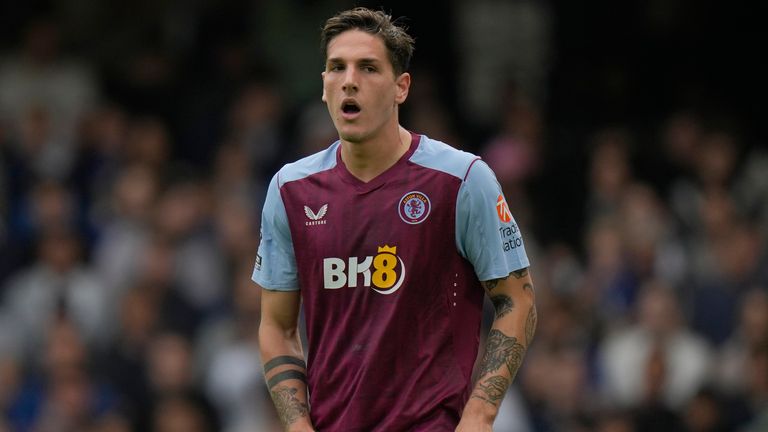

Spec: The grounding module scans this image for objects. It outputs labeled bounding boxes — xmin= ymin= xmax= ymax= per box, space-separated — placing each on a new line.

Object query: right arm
xmin=259 ymin=288 xmax=315 ymax=431
xmin=255 ymin=172 xmax=313 ymax=430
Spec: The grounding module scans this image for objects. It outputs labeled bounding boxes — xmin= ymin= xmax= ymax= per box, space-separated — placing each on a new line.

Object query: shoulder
xmin=276 ymin=141 xmax=340 ymax=187
xmin=409 ymin=135 xmax=481 ymax=181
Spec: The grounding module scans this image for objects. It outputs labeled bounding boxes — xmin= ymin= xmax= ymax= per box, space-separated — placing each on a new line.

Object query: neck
xmin=340 ymin=125 xmax=411 ymax=182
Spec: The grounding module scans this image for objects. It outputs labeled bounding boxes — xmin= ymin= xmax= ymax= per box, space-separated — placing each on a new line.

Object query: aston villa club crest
xmin=398 ymin=191 xmax=431 ymax=225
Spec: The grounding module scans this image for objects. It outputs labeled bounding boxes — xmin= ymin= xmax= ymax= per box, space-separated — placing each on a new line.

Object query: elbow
xmin=261 ymin=321 xmax=297 ymax=336
xmin=258 ymin=317 xmax=299 ymax=343
xmin=521 ymin=281 xmax=536 ymax=310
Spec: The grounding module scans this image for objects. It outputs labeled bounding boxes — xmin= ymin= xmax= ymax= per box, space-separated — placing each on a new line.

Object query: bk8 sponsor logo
xmin=323 ymin=245 xmax=405 ymax=295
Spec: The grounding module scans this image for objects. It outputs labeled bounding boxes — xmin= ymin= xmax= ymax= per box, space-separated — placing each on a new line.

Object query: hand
xmin=455 ymin=417 xmax=493 ymax=432
xmin=286 ymin=426 xmax=316 ymax=432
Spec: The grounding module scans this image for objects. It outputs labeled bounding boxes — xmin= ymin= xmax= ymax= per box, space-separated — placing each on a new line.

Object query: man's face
xmin=322 ymin=29 xmax=410 ymax=143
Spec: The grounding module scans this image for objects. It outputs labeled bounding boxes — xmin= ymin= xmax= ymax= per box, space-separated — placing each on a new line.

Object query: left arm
xmin=457 ymin=267 xmax=537 ymax=430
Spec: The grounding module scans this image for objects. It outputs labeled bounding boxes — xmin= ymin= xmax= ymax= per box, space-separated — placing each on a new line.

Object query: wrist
xmin=283 ymin=415 xmax=315 ymax=432
xmin=462 ymin=397 xmax=497 ymax=425
xmin=286 ymin=424 xmax=315 ymax=432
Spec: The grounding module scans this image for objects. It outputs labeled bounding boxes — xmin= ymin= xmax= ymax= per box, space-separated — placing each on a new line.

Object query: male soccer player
xmin=254 ymin=7 xmax=536 ymax=431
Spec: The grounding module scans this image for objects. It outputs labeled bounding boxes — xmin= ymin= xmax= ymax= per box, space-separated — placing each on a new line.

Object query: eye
xmin=362 ymin=65 xmax=376 ymax=73
xmin=328 ymin=63 xmax=344 ymax=72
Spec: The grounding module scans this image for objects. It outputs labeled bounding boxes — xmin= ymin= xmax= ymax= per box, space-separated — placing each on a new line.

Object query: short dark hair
xmin=321 ymin=7 xmax=415 ymax=76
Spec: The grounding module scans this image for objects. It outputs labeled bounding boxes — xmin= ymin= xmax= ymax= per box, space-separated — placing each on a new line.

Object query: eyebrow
xmin=327 ymin=57 xmax=382 ymax=65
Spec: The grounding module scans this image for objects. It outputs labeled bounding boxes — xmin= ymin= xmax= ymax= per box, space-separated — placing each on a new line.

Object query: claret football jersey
xmin=253 ymin=133 xmax=529 ymax=431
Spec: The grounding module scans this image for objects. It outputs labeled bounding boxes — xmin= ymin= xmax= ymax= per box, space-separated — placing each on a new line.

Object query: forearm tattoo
xmin=270 ymin=386 xmax=309 ymax=426
xmin=490 ymin=294 xmax=514 ymax=319
xmin=264 ymin=356 xmax=307 ymax=374
xmin=264 ymin=356 xmax=310 ymax=426
xmin=267 ymin=370 xmax=307 ymax=389
xmin=471 ymin=375 xmax=510 ymax=406
xmin=477 ymin=329 xmax=526 ymax=379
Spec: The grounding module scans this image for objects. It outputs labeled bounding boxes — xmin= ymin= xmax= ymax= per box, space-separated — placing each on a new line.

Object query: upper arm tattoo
xmin=490 ymin=294 xmax=514 ymax=319
xmin=525 ymin=304 xmax=538 ymax=346
xmin=511 ymin=268 xmax=529 ymax=279
xmin=483 ymin=275 xmax=508 ymax=292
xmin=483 ymin=267 xmax=530 ymax=292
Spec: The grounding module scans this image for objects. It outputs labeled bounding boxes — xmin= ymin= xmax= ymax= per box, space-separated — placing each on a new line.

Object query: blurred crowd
xmin=0 ymin=1 xmax=767 ymax=432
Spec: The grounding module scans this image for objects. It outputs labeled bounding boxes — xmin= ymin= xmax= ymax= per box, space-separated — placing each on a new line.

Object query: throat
xmin=341 ymin=128 xmax=412 ymax=182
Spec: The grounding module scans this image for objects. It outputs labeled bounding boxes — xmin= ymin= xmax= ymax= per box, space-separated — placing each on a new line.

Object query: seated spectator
xmin=599 ymin=280 xmax=713 ymax=410
xmin=2 ymin=226 xmax=110 ymax=360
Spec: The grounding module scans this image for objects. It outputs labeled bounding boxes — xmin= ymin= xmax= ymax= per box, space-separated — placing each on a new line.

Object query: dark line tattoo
xmin=483 ymin=267 xmax=529 ymax=291
xmin=483 ymin=275 xmax=508 ymax=292
xmin=264 ymin=356 xmax=307 ymax=374
xmin=471 ymin=375 xmax=510 ymax=406
xmin=490 ymin=294 xmax=514 ymax=319
xmin=525 ymin=305 xmax=537 ymax=346
xmin=267 ymin=370 xmax=307 ymax=389
xmin=477 ymin=329 xmax=526 ymax=379
xmin=270 ymin=386 xmax=309 ymax=426
xmin=511 ymin=268 xmax=529 ymax=279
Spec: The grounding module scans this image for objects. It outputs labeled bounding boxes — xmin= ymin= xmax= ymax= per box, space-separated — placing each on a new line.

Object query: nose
xmin=342 ymin=68 xmax=358 ymax=93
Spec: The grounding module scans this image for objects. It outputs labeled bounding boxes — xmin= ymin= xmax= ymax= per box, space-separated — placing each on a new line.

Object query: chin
xmin=340 ymin=134 xmax=364 ymax=144
xmin=338 ymin=129 xmax=367 ymax=144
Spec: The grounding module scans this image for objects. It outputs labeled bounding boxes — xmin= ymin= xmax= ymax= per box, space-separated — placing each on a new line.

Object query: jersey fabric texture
xmin=253 ymin=133 xmax=529 ymax=431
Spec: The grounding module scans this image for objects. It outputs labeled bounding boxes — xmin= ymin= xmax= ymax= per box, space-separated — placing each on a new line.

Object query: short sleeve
xmin=252 ymin=173 xmax=299 ymax=291
xmin=456 ymin=160 xmax=530 ymax=281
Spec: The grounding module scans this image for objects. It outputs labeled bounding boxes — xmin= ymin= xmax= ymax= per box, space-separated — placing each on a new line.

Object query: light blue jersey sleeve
xmin=252 ymin=173 xmax=299 ymax=291
xmin=456 ymin=160 xmax=530 ymax=281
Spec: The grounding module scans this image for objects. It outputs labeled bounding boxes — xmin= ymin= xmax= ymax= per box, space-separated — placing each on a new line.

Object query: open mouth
xmin=341 ymin=101 xmax=361 ymax=115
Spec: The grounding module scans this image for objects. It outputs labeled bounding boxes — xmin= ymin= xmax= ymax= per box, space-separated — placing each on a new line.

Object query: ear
xmin=321 ymin=71 xmax=327 ymax=103
xmin=394 ymin=72 xmax=411 ymax=105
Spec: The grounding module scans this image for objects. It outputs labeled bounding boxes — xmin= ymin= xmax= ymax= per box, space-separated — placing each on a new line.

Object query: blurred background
xmin=0 ymin=0 xmax=767 ymax=431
